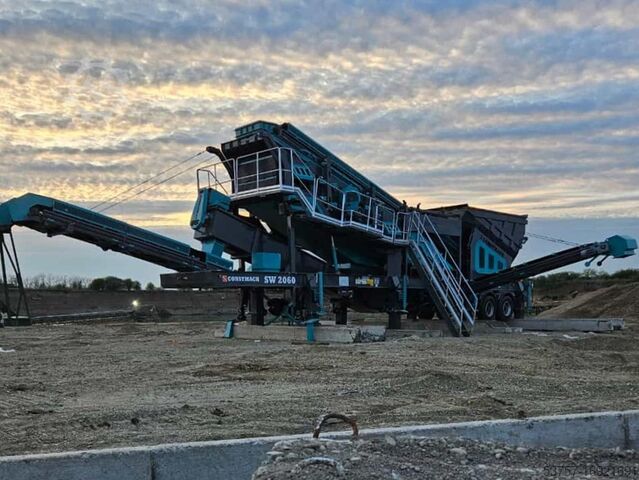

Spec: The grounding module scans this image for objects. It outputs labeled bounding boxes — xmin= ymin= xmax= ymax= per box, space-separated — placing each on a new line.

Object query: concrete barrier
xmin=2 ymin=410 xmax=638 ymax=480
xmin=215 ymin=324 xmax=386 ymax=343
xmin=511 ymin=317 xmax=624 ymax=332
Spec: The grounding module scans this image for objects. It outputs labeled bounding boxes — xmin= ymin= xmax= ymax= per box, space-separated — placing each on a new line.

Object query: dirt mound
xmin=539 ymin=283 xmax=639 ymax=321
xmin=252 ymin=436 xmax=639 ymax=480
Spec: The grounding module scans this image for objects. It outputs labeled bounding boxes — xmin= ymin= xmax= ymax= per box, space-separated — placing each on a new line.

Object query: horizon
xmin=1 ymin=1 xmax=638 ymax=280
xmin=10 ymin=215 xmax=639 ymax=286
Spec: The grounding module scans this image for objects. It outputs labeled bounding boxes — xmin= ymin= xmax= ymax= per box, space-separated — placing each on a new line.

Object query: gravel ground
xmin=0 ymin=313 xmax=638 ymax=456
xmin=252 ymin=436 xmax=639 ymax=479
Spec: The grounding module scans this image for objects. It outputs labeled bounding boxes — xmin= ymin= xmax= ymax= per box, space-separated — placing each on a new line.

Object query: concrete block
xmin=357 ymin=325 xmax=386 ymax=342
xmin=215 ymin=324 xmax=385 ymax=343
xmin=342 ymin=410 xmax=633 ymax=450
xmin=473 ymin=322 xmax=523 ymax=335
xmin=624 ymin=411 xmax=639 ymax=449
xmin=0 ymin=448 xmax=151 ymax=480
xmin=385 ymin=329 xmax=443 ymax=339
xmin=511 ymin=317 xmax=624 ymax=332
xmin=3 ymin=410 xmax=639 ymax=480
xmin=151 ymin=440 xmax=274 ymax=480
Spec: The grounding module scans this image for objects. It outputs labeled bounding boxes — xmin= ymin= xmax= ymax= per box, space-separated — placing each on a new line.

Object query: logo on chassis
xmin=220 ymin=275 xmax=260 ymax=283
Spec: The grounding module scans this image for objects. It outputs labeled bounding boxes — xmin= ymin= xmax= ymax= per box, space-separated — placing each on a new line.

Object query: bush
xmin=123 ymin=278 xmax=141 ymax=291
xmin=610 ymin=269 xmax=639 ymax=282
xmin=534 ymin=268 xmax=639 ymax=289
xmin=89 ymin=278 xmax=106 ymax=291
xmin=88 ymin=276 xmax=142 ymax=291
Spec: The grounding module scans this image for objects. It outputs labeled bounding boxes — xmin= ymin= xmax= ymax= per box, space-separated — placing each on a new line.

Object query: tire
xmin=479 ymin=296 xmax=496 ymax=320
xmin=497 ymin=295 xmax=515 ymax=321
xmin=418 ymin=306 xmax=435 ymax=320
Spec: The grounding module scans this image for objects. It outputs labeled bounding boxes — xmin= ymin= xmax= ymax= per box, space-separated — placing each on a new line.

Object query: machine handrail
xmin=199 ymin=147 xmax=466 ymax=248
xmin=416 ymin=214 xmax=477 ymax=311
xmin=409 ymin=212 xmax=477 ymax=329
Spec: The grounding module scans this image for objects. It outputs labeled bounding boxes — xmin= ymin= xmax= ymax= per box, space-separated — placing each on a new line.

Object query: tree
xmin=145 ymin=282 xmax=156 ymax=291
xmin=103 ymin=276 xmax=125 ymax=291
xmin=89 ymin=278 xmax=106 ymax=291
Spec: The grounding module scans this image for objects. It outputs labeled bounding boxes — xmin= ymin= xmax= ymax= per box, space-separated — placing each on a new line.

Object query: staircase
xmin=408 ymin=212 xmax=477 ymax=335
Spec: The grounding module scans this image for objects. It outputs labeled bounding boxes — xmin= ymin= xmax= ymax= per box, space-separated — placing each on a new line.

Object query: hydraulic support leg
xmin=386 ymin=249 xmax=403 ymax=330
xmin=249 ymin=288 xmax=266 ymax=326
xmin=388 ymin=310 xmax=402 ymax=330
xmin=238 ymin=288 xmax=249 ymax=322
xmin=0 ymin=232 xmax=31 ymax=325
xmin=287 ymin=213 xmax=297 ymax=312
xmin=334 ymin=301 xmax=348 ymax=325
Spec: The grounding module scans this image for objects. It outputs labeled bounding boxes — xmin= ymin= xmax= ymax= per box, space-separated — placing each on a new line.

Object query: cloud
xmin=433 ymin=112 xmax=639 ymax=140
xmin=0 ymin=0 xmax=638 ymax=223
xmin=504 ymin=27 xmax=639 ymax=66
xmin=467 ymin=80 xmax=639 ymax=115
xmin=4 ymin=112 xmax=73 ymax=129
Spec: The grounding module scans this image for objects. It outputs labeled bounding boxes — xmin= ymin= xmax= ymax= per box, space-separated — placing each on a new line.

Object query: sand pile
xmin=539 ymin=283 xmax=639 ymax=320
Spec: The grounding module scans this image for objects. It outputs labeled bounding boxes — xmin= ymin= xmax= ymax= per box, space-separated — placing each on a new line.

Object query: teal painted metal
xmin=0 ymin=207 xmax=11 ymax=233
xmin=191 ymin=189 xmax=232 ymax=267
xmin=473 ymin=239 xmax=507 ymax=275
xmin=252 ymin=252 xmax=281 ymax=272
xmin=606 ymin=235 xmax=637 ymax=258
xmin=0 ymin=193 xmax=232 ymax=271
xmin=342 ymin=185 xmax=362 ymax=211
xmin=223 ymin=320 xmax=234 ymax=338
xmin=226 ymin=121 xmax=402 ymax=212
xmin=202 ymin=240 xmax=226 ymax=259
xmin=0 ymin=193 xmax=54 ymax=230
xmin=306 ymin=319 xmax=318 ymax=342
xmin=330 ymin=237 xmax=339 ymax=272
xmin=191 ymin=189 xmax=231 ymax=229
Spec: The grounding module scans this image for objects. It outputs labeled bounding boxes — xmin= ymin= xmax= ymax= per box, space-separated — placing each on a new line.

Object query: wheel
xmin=418 ymin=306 xmax=435 ymax=320
xmin=479 ymin=296 xmax=496 ymax=320
xmin=497 ymin=295 xmax=515 ymax=321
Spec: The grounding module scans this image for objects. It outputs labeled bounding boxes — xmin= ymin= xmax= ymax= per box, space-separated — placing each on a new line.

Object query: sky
xmin=1 ymin=0 xmax=638 ymax=283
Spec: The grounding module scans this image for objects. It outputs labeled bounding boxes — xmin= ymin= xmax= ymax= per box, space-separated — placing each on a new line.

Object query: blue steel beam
xmin=0 ymin=193 xmax=232 ymax=272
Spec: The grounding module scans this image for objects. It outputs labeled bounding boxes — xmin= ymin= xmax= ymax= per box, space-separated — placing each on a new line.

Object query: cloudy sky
xmin=1 ymin=0 xmax=638 ymax=282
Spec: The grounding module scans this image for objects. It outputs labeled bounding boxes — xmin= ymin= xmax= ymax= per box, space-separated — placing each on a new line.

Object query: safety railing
xmin=408 ymin=212 xmax=477 ymax=331
xmin=196 ymin=147 xmax=414 ymax=244
xmin=197 ymin=147 xmax=476 ymax=253
xmin=196 ymin=159 xmax=235 ymax=195
xmin=307 ymin=176 xmax=401 ymax=240
xmin=197 ymin=147 xmax=296 ymax=198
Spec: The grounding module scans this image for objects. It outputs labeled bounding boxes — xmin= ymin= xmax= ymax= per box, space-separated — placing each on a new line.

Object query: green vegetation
xmin=534 ymin=268 xmax=639 ymax=290
xmin=16 ymin=274 xmax=145 ymax=291
xmin=22 ymin=274 xmax=90 ymax=290
xmin=88 ymin=276 xmax=142 ymax=292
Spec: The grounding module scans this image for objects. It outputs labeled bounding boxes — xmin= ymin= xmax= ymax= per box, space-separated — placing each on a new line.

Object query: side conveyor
xmin=0 ymin=193 xmax=232 ymax=272
xmin=471 ymin=235 xmax=638 ymax=293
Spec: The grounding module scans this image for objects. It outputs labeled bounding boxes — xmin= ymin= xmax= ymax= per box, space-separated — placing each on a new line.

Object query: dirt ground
xmin=1 ymin=293 xmax=639 ymax=457
xmin=253 ymin=437 xmax=639 ymax=479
